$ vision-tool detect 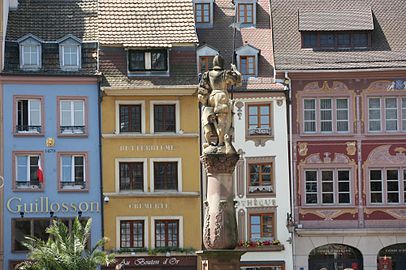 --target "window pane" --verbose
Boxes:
[353,32,368,47]
[370,170,382,203]
[62,156,72,182]
[33,220,49,242]
[151,51,167,70]
[304,99,316,132]
[385,98,398,131]
[154,162,177,190]
[119,162,144,191]
[320,33,335,47]
[303,32,317,48]
[154,105,176,132]
[129,51,145,71]
[120,105,141,132]
[336,99,349,132]
[337,33,350,46]
[14,220,31,251]
[305,170,318,204]
[17,156,28,181]
[29,100,41,126]
[320,99,332,132]
[368,98,381,131]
